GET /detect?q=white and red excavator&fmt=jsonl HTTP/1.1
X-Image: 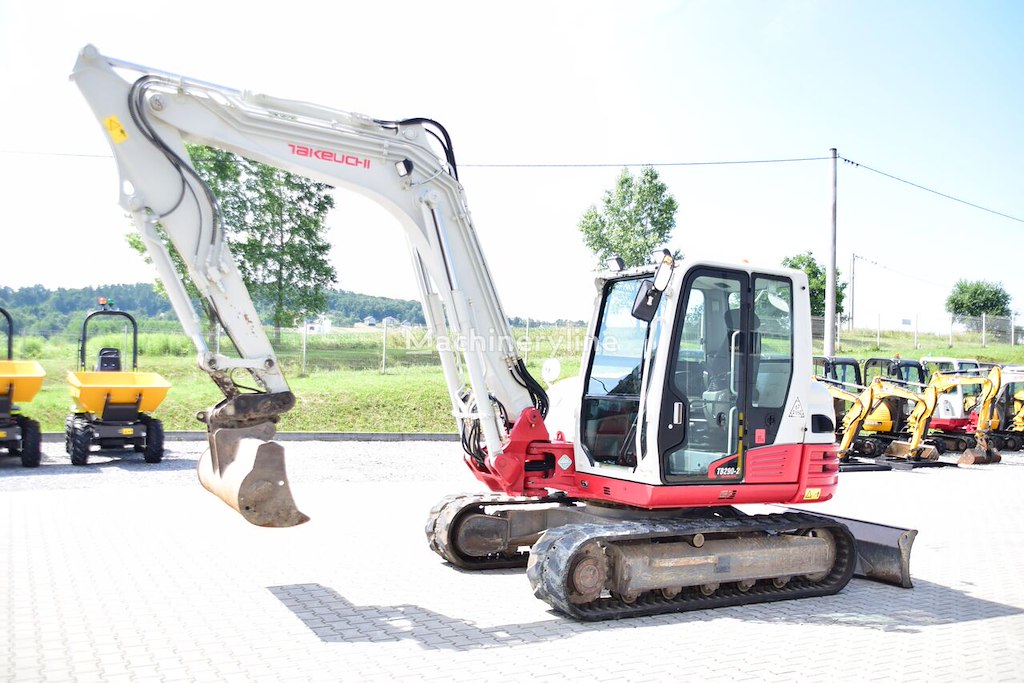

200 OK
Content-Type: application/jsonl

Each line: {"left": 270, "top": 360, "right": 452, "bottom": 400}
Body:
{"left": 72, "top": 45, "right": 914, "bottom": 620}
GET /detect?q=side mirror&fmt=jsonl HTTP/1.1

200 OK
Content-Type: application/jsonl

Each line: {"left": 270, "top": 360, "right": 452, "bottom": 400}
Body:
{"left": 652, "top": 249, "right": 674, "bottom": 292}
{"left": 631, "top": 280, "right": 661, "bottom": 322}
{"left": 632, "top": 250, "right": 675, "bottom": 322}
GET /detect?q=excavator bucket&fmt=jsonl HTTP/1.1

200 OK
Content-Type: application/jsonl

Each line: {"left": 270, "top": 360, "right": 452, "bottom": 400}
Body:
{"left": 780, "top": 508, "right": 917, "bottom": 588}
{"left": 959, "top": 447, "right": 1001, "bottom": 465}
{"left": 197, "top": 424, "right": 309, "bottom": 527}
{"left": 884, "top": 440, "right": 940, "bottom": 461}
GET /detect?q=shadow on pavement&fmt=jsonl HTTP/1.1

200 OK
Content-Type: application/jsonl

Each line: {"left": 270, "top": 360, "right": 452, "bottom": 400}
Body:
{"left": 270, "top": 578, "right": 1023, "bottom": 651}
{"left": 0, "top": 451, "right": 199, "bottom": 475}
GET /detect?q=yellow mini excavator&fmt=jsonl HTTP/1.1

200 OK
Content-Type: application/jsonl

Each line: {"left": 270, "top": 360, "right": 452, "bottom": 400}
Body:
{"left": 817, "top": 376, "right": 941, "bottom": 470}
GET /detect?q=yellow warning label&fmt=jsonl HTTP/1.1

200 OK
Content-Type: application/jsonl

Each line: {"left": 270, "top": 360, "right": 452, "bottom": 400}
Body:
{"left": 120, "top": 428, "right": 134, "bottom": 435}
{"left": 103, "top": 115, "right": 128, "bottom": 144}
{"left": 803, "top": 488, "right": 821, "bottom": 501}
{"left": 0, "top": 430, "right": 6, "bottom": 439}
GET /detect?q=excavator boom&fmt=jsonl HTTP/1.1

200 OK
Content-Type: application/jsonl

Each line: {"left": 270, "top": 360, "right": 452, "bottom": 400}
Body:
{"left": 71, "top": 46, "right": 547, "bottom": 526}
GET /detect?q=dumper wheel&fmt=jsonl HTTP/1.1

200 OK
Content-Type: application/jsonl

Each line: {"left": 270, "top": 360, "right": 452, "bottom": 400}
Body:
{"left": 143, "top": 417, "right": 164, "bottom": 464}
{"left": 70, "top": 421, "right": 91, "bottom": 466}
{"left": 64, "top": 415, "right": 75, "bottom": 454}
{"left": 1003, "top": 435, "right": 1019, "bottom": 452}
{"left": 16, "top": 417, "right": 41, "bottom": 468}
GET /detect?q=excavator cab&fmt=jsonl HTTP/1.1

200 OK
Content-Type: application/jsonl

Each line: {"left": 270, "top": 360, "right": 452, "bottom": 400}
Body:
{"left": 861, "top": 357, "right": 926, "bottom": 433}
{"left": 578, "top": 262, "right": 822, "bottom": 491}
{"left": 922, "top": 357, "right": 982, "bottom": 418}
{"left": 863, "top": 357, "right": 926, "bottom": 386}
{"left": 814, "top": 355, "right": 863, "bottom": 428}
{"left": 814, "top": 355, "right": 862, "bottom": 387}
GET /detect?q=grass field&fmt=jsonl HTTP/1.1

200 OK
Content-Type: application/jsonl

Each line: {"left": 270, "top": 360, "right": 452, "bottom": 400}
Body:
{"left": 8, "top": 323, "right": 1021, "bottom": 433}
{"left": 9, "top": 326, "right": 585, "bottom": 433}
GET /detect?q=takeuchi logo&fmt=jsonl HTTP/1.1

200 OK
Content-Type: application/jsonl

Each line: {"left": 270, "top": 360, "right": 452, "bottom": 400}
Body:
{"left": 288, "top": 143, "right": 370, "bottom": 169}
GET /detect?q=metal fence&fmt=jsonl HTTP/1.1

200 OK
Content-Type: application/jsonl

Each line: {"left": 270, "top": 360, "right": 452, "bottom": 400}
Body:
{"left": 813, "top": 313, "right": 1023, "bottom": 353}
{"left": 9, "top": 320, "right": 587, "bottom": 374}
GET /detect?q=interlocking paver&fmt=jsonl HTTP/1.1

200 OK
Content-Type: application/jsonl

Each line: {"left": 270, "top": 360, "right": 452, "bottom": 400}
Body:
{"left": 4, "top": 441, "right": 1024, "bottom": 681}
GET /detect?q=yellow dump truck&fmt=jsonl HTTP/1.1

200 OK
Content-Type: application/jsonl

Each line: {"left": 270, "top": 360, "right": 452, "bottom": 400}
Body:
{"left": 65, "top": 302, "right": 169, "bottom": 466}
{"left": 0, "top": 307, "right": 45, "bottom": 467}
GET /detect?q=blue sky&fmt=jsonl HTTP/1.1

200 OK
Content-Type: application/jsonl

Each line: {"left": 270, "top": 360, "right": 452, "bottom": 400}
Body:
{"left": 0, "top": 1, "right": 1020, "bottom": 329}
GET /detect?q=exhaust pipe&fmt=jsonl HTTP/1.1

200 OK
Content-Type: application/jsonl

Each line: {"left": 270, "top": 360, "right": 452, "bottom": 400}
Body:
{"left": 197, "top": 422, "right": 309, "bottom": 527}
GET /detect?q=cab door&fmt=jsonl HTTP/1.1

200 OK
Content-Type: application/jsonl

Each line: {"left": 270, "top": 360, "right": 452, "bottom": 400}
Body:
{"left": 658, "top": 270, "right": 795, "bottom": 483}
{"left": 658, "top": 268, "right": 751, "bottom": 482}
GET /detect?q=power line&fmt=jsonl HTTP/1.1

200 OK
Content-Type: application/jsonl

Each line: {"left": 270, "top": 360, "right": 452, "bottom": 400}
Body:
{"left": 461, "top": 156, "right": 831, "bottom": 168}
{"left": 840, "top": 156, "right": 1024, "bottom": 224}
{"left": 0, "top": 149, "right": 110, "bottom": 159}
{"left": 5, "top": 146, "right": 1022, "bottom": 225}
{"left": 852, "top": 253, "right": 941, "bottom": 287}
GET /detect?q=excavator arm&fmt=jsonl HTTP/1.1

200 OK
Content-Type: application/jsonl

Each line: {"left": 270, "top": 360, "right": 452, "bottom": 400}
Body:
{"left": 925, "top": 368, "right": 1002, "bottom": 464}
{"left": 71, "top": 45, "right": 547, "bottom": 526}
{"left": 819, "top": 377, "right": 938, "bottom": 460}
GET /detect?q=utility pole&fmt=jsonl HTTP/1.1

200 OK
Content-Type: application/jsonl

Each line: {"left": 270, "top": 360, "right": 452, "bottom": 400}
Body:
{"left": 825, "top": 148, "right": 838, "bottom": 355}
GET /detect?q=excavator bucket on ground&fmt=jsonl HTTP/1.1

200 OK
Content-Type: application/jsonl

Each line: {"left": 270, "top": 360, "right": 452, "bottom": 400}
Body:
{"left": 197, "top": 424, "right": 308, "bottom": 527}
{"left": 959, "top": 446, "right": 1001, "bottom": 465}
{"left": 779, "top": 507, "right": 917, "bottom": 588}
{"left": 884, "top": 440, "right": 940, "bottom": 461}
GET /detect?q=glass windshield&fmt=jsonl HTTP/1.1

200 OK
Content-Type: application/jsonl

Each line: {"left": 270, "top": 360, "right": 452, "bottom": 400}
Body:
{"left": 587, "top": 279, "right": 651, "bottom": 397}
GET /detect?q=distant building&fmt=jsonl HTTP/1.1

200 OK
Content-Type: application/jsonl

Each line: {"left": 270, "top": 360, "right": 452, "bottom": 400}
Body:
{"left": 362, "top": 316, "right": 378, "bottom": 327}
{"left": 304, "top": 316, "right": 333, "bottom": 335}
{"left": 381, "top": 316, "right": 399, "bottom": 327}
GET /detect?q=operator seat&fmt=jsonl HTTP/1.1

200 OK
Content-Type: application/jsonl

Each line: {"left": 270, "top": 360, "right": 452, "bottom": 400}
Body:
{"left": 95, "top": 347, "right": 121, "bottom": 372}
{"left": 702, "top": 309, "right": 742, "bottom": 449}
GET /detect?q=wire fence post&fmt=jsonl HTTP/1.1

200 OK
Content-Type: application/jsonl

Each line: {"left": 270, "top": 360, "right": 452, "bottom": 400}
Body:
{"left": 949, "top": 314, "right": 953, "bottom": 349}
{"left": 524, "top": 317, "right": 530, "bottom": 363}
{"left": 914, "top": 315, "right": 919, "bottom": 349}
{"left": 1013, "top": 312, "right": 1016, "bottom": 347}
{"left": 876, "top": 313, "right": 881, "bottom": 349}
{"left": 380, "top": 317, "right": 388, "bottom": 374}
{"left": 301, "top": 317, "right": 308, "bottom": 376}
{"left": 982, "top": 313, "right": 987, "bottom": 347}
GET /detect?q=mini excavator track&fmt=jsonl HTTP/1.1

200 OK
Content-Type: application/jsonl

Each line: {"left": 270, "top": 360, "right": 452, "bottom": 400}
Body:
{"left": 425, "top": 493, "right": 538, "bottom": 570}
{"left": 527, "top": 512, "right": 857, "bottom": 621}
{"left": 427, "top": 495, "right": 859, "bottom": 620}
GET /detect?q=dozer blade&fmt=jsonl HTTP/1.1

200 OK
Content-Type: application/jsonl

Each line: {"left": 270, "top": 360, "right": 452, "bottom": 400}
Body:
{"left": 197, "top": 423, "right": 309, "bottom": 527}
{"left": 959, "top": 447, "right": 1001, "bottom": 465}
{"left": 778, "top": 507, "right": 916, "bottom": 588}
{"left": 884, "top": 440, "right": 939, "bottom": 461}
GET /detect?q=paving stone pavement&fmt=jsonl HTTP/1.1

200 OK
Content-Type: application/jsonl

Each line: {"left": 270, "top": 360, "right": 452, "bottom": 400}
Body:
{"left": 2, "top": 441, "right": 1024, "bottom": 682}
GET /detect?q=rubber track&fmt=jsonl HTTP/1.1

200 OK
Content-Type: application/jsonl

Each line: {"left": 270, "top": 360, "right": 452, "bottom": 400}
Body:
{"left": 425, "top": 493, "right": 544, "bottom": 570}
{"left": 526, "top": 512, "right": 857, "bottom": 621}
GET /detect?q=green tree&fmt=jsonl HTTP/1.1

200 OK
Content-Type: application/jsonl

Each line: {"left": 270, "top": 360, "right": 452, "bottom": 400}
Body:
{"left": 127, "top": 144, "right": 337, "bottom": 343}
{"left": 237, "top": 161, "right": 336, "bottom": 342}
{"left": 781, "top": 251, "right": 846, "bottom": 317}
{"left": 578, "top": 166, "right": 678, "bottom": 268}
{"left": 945, "top": 280, "right": 1011, "bottom": 318}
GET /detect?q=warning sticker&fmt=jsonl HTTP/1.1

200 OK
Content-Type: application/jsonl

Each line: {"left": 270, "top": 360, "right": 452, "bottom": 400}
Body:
{"left": 103, "top": 115, "right": 128, "bottom": 144}
{"left": 788, "top": 397, "right": 805, "bottom": 419}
